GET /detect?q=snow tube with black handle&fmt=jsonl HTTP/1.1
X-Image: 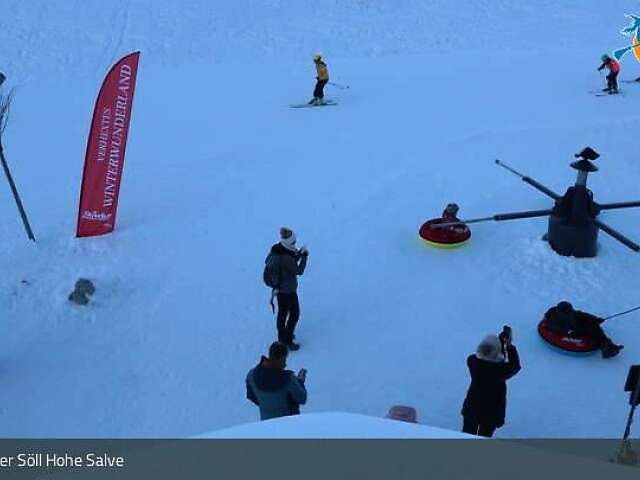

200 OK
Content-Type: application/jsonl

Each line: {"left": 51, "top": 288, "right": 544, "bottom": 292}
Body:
{"left": 419, "top": 218, "right": 471, "bottom": 249}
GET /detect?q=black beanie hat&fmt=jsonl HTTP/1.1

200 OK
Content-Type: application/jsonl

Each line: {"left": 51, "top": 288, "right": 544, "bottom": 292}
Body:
{"left": 557, "top": 301, "right": 573, "bottom": 313}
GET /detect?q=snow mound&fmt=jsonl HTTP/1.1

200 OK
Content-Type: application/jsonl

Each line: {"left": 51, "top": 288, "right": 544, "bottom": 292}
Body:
{"left": 200, "top": 412, "right": 471, "bottom": 439}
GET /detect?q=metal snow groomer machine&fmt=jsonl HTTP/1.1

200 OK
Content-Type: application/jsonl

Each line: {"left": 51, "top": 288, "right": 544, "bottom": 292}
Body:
{"left": 420, "top": 147, "right": 640, "bottom": 257}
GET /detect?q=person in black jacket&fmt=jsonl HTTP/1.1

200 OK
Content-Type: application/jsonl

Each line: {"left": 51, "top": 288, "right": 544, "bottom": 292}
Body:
{"left": 544, "top": 301, "right": 623, "bottom": 358}
{"left": 461, "top": 332, "right": 521, "bottom": 438}
{"left": 269, "top": 228, "right": 308, "bottom": 351}
{"left": 246, "top": 342, "right": 308, "bottom": 421}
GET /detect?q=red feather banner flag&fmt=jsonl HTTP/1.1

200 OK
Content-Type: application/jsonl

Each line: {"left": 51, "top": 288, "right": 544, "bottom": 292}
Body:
{"left": 77, "top": 51, "right": 140, "bottom": 237}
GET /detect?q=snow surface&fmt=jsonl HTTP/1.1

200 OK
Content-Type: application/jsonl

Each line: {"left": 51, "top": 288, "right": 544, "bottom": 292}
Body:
{"left": 0, "top": 1, "right": 639, "bottom": 438}
{"left": 201, "top": 412, "right": 471, "bottom": 439}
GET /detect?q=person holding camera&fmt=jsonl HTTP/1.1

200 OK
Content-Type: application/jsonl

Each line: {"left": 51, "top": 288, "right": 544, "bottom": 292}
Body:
{"left": 267, "top": 227, "right": 308, "bottom": 351}
{"left": 461, "top": 327, "right": 521, "bottom": 438}
{"left": 246, "top": 342, "right": 307, "bottom": 421}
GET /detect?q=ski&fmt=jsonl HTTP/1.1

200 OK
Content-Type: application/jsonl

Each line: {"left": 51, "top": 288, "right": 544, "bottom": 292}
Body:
{"left": 589, "top": 90, "right": 625, "bottom": 97}
{"left": 621, "top": 79, "right": 640, "bottom": 84}
{"left": 290, "top": 100, "right": 338, "bottom": 109}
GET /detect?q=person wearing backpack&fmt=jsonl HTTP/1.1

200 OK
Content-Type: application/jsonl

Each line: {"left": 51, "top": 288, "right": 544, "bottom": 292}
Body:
{"left": 264, "top": 227, "right": 308, "bottom": 351}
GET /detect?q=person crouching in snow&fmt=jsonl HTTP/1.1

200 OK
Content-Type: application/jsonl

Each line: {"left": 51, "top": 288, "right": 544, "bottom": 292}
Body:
{"left": 598, "top": 54, "right": 621, "bottom": 94}
{"left": 461, "top": 332, "right": 521, "bottom": 438}
{"left": 309, "top": 54, "right": 329, "bottom": 105}
{"left": 544, "top": 301, "right": 623, "bottom": 358}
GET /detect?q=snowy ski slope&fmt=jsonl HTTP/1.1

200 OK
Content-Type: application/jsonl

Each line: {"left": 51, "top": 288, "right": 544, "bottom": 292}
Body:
{"left": 0, "top": 1, "right": 639, "bottom": 437}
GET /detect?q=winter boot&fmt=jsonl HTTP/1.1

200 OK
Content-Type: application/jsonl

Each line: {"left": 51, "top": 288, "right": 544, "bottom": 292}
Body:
{"left": 316, "top": 97, "right": 325, "bottom": 105}
{"left": 308, "top": 97, "right": 319, "bottom": 105}
{"left": 602, "top": 87, "right": 612, "bottom": 92}
{"left": 601, "top": 341, "right": 624, "bottom": 359}
{"left": 287, "top": 341, "right": 300, "bottom": 351}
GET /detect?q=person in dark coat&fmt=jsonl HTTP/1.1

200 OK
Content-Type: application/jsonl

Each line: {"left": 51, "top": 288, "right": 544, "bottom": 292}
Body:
{"left": 246, "top": 342, "right": 307, "bottom": 421}
{"left": 544, "top": 301, "right": 623, "bottom": 358}
{"left": 270, "top": 227, "right": 308, "bottom": 351}
{"left": 461, "top": 333, "right": 521, "bottom": 438}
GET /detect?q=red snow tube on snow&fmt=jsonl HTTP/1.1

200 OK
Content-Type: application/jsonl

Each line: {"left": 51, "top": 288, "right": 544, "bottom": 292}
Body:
{"left": 386, "top": 405, "right": 418, "bottom": 424}
{"left": 419, "top": 218, "right": 471, "bottom": 248}
{"left": 537, "top": 318, "right": 598, "bottom": 354}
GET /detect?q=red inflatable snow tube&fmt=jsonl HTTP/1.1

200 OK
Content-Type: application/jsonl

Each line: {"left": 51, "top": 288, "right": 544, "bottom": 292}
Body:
{"left": 537, "top": 318, "right": 598, "bottom": 354}
{"left": 419, "top": 218, "right": 471, "bottom": 248}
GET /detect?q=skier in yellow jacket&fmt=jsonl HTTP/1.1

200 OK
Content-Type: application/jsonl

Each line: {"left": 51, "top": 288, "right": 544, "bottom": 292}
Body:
{"left": 309, "top": 54, "right": 329, "bottom": 105}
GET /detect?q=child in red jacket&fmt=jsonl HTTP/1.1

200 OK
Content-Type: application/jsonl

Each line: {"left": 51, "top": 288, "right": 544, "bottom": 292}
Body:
{"left": 598, "top": 54, "right": 621, "bottom": 94}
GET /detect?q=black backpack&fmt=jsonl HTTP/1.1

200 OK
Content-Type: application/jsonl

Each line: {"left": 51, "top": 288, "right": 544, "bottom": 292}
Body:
{"left": 263, "top": 252, "right": 282, "bottom": 289}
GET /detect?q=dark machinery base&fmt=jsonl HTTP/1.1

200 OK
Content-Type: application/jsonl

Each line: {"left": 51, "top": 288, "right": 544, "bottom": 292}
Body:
{"left": 547, "top": 214, "right": 599, "bottom": 258}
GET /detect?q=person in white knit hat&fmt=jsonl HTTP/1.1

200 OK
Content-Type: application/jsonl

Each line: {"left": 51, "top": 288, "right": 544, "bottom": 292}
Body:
{"left": 265, "top": 227, "right": 308, "bottom": 351}
{"left": 461, "top": 332, "right": 521, "bottom": 437}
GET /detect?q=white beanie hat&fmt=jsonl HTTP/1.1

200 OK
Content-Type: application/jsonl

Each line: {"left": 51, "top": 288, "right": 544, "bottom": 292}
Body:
{"left": 279, "top": 227, "right": 297, "bottom": 251}
{"left": 476, "top": 335, "right": 505, "bottom": 363}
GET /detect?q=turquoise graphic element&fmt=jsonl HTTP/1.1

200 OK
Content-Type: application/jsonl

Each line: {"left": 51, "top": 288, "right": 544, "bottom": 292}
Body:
{"left": 614, "top": 14, "right": 640, "bottom": 61}
{"left": 620, "top": 14, "right": 640, "bottom": 36}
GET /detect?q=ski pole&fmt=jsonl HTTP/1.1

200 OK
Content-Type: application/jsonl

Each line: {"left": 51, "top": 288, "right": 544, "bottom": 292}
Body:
{"left": 603, "top": 306, "right": 640, "bottom": 321}
{"left": 328, "top": 81, "right": 349, "bottom": 90}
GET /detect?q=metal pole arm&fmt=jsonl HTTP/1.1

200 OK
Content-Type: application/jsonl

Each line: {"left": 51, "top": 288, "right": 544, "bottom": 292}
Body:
{"left": 495, "top": 159, "right": 561, "bottom": 200}
{"left": 431, "top": 209, "right": 553, "bottom": 229}
{"left": 597, "top": 201, "right": 640, "bottom": 211}
{"left": 428, "top": 216, "right": 494, "bottom": 229}
{"left": 603, "top": 306, "right": 640, "bottom": 321}
{"left": 593, "top": 219, "right": 640, "bottom": 252}
{"left": 493, "top": 209, "right": 554, "bottom": 221}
